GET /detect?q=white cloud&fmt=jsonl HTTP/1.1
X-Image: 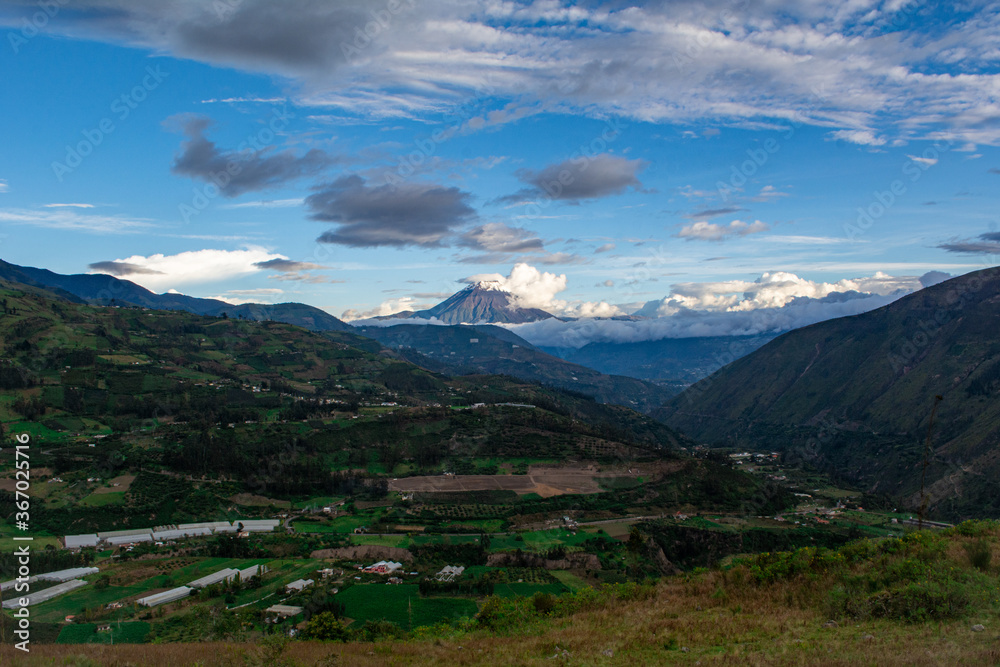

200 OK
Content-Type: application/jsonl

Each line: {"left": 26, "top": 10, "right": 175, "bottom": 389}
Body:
{"left": 677, "top": 220, "right": 770, "bottom": 242}
{"left": 463, "top": 262, "right": 620, "bottom": 317}
{"left": 751, "top": 185, "right": 789, "bottom": 202}
{"left": 87, "top": 247, "right": 283, "bottom": 292}
{"left": 508, "top": 291, "right": 907, "bottom": 348}
{"left": 503, "top": 270, "right": 931, "bottom": 347}
{"left": 563, "top": 301, "right": 622, "bottom": 318}
{"left": 43, "top": 203, "right": 96, "bottom": 208}
{"left": 25, "top": 1, "right": 1000, "bottom": 144}
{"left": 829, "top": 129, "right": 886, "bottom": 146}
{"left": 759, "top": 235, "right": 854, "bottom": 245}
{"left": 341, "top": 296, "right": 434, "bottom": 321}
{"left": 0, "top": 179, "right": 8, "bottom": 193}
{"left": 465, "top": 263, "right": 567, "bottom": 311}
{"left": 0, "top": 208, "right": 153, "bottom": 234}
{"left": 906, "top": 154, "right": 938, "bottom": 166}
{"left": 199, "top": 97, "right": 286, "bottom": 104}
{"left": 226, "top": 288, "right": 284, "bottom": 296}
{"left": 206, "top": 288, "right": 285, "bottom": 305}
{"left": 635, "top": 271, "right": 918, "bottom": 316}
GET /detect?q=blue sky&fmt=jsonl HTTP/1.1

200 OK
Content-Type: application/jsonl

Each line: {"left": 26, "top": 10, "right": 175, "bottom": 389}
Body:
{"left": 0, "top": 0, "right": 998, "bottom": 341}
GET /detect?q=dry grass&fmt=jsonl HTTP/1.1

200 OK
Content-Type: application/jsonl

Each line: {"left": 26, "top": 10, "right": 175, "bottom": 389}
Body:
{"left": 5, "top": 526, "right": 999, "bottom": 666}
{"left": 4, "top": 571, "right": 997, "bottom": 666}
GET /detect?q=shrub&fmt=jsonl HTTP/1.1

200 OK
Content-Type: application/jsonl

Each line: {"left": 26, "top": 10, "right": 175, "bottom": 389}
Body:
{"left": 532, "top": 592, "right": 557, "bottom": 615}
{"left": 853, "top": 580, "right": 972, "bottom": 622}
{"left": 475, "top": 595, "right": 507, "bottom": 629}
{"left": 303, "top": 612, "right": 350, "bottom": 641}
{"left": 357, "top": 619, "right": 405, "bottom": 642}
{"left": 950, "top": 520, "right": 994, "bottom": 537}
{"left": 964, "top": 539, "right": 992, "bottom": 572}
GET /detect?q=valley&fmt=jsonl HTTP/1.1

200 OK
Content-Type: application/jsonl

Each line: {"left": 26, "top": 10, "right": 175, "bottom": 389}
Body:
{"left": 2, "top": 269, "right": 999, "bottom": 660}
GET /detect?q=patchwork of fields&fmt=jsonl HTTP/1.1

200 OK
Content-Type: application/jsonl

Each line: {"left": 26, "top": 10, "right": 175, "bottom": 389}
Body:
{"left": 388, "top": 465, "right": 636, "bottom": 497}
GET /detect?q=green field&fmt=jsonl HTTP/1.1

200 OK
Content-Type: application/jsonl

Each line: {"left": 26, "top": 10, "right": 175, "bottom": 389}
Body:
{"left": 521, "top": 529, "right": 592, "bottom": 551}
{"left": 441, "top": 520, "right": 505, "bottom": 532}
{"left": 291, "top": 497, "right": 341, "bottom": 510}
{"left": 31, "top": 584, "right": 150, "bottom": 624}
{"left": 351, "top": 534, "right": 410, "bottom": 548}
{"left": 550, "top": 570, "right": 588, "bottom": 591}
{"left": 0, "top": 530, "right": 62, "bottom": 552}
{"left": 336, "top": 585, "right": 477, "bottom": 628}
{"left": 492, "top": 582, "right": 567, "bottom": 598}
{"left": 56, "top": 622, "right": 151, "bottom": 645}
{"left": 228, "top": 559, "right": 324, "bottom": 608}
{"left": 293, "top": 514, "right": 373, "bottom": 533}
{"left": 410, "top": 534, "right": 481, "bottom": 546}
{"left": 79, "top": 491, "right": 126, "bottom": 507}
{"left": 485, "top": 528, "right": 592, "bottom": 553}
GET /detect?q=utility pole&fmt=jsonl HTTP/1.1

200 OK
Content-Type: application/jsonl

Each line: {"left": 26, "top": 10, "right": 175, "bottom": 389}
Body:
{"left": 918, "top": 395, "right": 944, "bottom": 530}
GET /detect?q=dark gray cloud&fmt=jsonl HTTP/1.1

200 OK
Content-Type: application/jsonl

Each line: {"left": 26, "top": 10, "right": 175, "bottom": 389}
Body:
{"left": 988, "top": 168, "right": 1000, "bottom": 174}
{"left": 309, "top": 175, "right": 476, "bottom": 248}
{"left": 919, "top": 271, "right": 952, "bottom": 288}
{"left": 453, "top": 223, "right": 586, "bottom": 265}
{"left": 938, "top": 232, "right": 1000, "bottom": 254}
{"left": 174, "top": 2, "right": 370, "bottom": 74}
{"left": 457, "top": 223, "right": 544, "bottom": 254}
{"left": 171, "top": 115, "right": 332, "bottom": 197}
{"left": 253, "top": 259, "right": 328, "bottom": 272}
{"left": 685, "top": 207, "right": 744, "bottom": 219}
{"left": 37, "top": 2, "right": 378, "bottom": 77}
{"left": 88, "top": 261, "right": 163, "bottom": 276}
{"left": 938, "top": 241, "right": 1000, "bottom": 254}
{"left": 499, "top": 154, "right": 648, "bottom": 203}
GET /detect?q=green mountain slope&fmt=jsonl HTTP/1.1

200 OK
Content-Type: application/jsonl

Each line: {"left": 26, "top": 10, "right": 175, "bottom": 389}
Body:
{"left": 0, "top": 259, "right": 352, "bottom": 332}
{"left": 0, "top": 281, "right": 705, "bottom": 534}
{"left": 658, "top": 266, "right": 1000, "bottom": 519}
{"left": 353, "top": 323, "right": 679, "bottom": 413}
{"left": 540, "top": 333, "right": 777, "bottom": 385}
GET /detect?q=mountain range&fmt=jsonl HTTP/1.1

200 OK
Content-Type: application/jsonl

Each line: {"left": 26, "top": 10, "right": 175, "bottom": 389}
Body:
{"left": 0, "top": 259, "right": 781, "bottom": 388}
{"left": 659, "top": 266, "right": 1000, "bottom": 519}
{"left": 0, "top": 259, "right": 673, "bottom": 412}
{"left": 0, "top": 259, "right": 352, "bottom": 332}
{"left": 5, "top": 256, "right": 1000, "bottom": 518}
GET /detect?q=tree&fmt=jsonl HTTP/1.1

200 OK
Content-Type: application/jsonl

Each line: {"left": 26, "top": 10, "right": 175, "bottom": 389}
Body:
{"left": 627, "top": 526, "right": 645, "bottom": 554}
{"left": 302, "top": 611, "right": 349, "bottom": 641}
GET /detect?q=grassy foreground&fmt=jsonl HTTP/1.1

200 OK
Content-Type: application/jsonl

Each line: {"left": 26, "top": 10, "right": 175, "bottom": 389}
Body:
{"left": 4, "top": 522, "right": 999, "bottom": 666}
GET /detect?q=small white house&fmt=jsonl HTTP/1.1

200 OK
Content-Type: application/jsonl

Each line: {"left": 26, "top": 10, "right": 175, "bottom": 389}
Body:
{"left": 285, "top": 578, "right": 314, "bottom": 592}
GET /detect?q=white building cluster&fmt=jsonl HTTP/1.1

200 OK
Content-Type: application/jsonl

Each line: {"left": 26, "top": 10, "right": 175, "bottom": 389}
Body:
{"left": 63, "top": 519, "right": 280, "bottom": 549}
{"left": 0, "top": 567, "right": 102, "bottom": 609}
{"left": 137, "top": 564, "right": 266, "bottom": 607}
{"left": 435, "top": 565, "right": 465, "bottom": 582}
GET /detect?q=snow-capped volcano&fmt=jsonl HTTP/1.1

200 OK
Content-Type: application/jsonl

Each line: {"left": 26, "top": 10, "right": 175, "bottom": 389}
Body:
{"left": 469, "top": 280, "right": 507, "bottom": 292}
{"left": 388, "top": 281, "right": 557, "bottom": 324}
